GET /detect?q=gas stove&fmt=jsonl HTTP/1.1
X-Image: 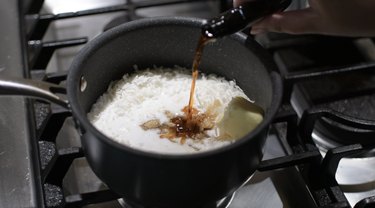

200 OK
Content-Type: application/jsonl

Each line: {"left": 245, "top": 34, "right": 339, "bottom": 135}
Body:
{"left": 1, "top": 0, "right": 375, "bottom": 207}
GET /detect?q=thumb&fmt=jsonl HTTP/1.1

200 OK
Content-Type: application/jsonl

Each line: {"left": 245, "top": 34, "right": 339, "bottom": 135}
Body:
{"left": 251, "top": 8, "right": 319, "bottom": 35}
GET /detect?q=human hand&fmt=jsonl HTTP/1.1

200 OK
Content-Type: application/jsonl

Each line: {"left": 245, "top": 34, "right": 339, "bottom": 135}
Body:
{"left": 233, "top": 0, "right": 375, "bottom": 37}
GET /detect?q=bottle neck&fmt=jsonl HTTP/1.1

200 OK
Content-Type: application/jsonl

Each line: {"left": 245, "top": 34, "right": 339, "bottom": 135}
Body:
{"left": 202, "top": 0, "right": 291, "bottom": 38}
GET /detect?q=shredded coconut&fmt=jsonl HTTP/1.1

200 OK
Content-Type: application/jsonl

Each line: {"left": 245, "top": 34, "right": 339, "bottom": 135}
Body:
{"left": 88, "top": 67, "right": 251, "bottom": 154}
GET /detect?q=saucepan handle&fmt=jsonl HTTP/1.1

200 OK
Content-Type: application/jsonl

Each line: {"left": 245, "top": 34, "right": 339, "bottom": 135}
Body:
{"left": 0, "top": 77, "right": 69, "bottom": 108}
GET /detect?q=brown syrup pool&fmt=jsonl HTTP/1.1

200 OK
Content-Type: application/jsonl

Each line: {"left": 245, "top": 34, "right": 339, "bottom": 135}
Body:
{"left": 141, "top": 34, "right": 214, "bottom": 143}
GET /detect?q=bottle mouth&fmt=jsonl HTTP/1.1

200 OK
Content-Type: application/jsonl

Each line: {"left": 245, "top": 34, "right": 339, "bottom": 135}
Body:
{"left": 201, "top": 23, "right": 217, "bottom": 38}
{"left": 203, "top": 29, "right": 214, "bottom": 38}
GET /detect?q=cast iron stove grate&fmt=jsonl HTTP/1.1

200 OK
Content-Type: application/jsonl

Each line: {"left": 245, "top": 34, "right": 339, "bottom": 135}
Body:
{"left": 34, "top": 86, "right": 375, "bottom": 208}
{"left": 20, "top": 0, "right": 375, "bottom": 207}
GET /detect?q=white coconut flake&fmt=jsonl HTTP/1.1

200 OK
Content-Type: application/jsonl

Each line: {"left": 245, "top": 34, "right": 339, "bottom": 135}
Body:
{"left": 87, "top": 67, "right": 251, "bottom": 154}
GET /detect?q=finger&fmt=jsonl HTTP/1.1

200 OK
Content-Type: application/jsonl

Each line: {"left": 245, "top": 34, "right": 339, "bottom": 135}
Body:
{"left": 251, "top": 8, "right": 319, "bottom": 35}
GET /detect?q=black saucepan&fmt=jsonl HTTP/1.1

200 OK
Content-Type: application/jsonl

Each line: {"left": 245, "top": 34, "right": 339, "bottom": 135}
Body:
{"left": 0, "top": 17, "right": 282, "bottom": 208}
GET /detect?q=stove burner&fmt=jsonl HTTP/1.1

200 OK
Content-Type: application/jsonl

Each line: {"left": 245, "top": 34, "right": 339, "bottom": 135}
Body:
{"left": 296, "top": 105, "right": 375, "bottom": 157}
{"left": 313, "top": 118, "right": 375, "bottom": 156}
{"left": 272, "top": 36, "right": 375, "bottom": 155}
{"left": 312, "top": 95, "right": 375, "bottom": 155}
{"left": 118, "top": 193, "right": 235, "bottom": 208}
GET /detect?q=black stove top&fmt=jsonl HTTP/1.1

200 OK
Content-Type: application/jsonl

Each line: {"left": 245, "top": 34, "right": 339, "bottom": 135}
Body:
{"left": 1, "top": 0, "right": 375, "bottom": 207}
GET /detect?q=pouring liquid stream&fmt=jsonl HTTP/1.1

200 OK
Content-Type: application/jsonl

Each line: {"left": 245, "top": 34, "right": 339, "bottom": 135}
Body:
{"left": 161, "top": 35, "right": 213, "bottom": 142}
{"left": 140, "top": 34, "right": 264, "bottom": 143}
{"left": 141, "top": 35, "right": 215, "bottom": 143}
{"left": 187, "top": 35, "right": 211, "bottom": 120}
{"left": 184, "top": 35, "right": 264, "bottom": 141}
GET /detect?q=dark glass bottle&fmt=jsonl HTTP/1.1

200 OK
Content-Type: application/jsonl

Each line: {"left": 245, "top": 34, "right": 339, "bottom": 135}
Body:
{"left": 202, "top": 0, "right": 292, "bottom": 38}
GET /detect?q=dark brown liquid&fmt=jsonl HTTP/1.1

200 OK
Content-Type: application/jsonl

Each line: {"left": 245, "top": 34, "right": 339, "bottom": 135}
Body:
{"left": 165, "top": 107, "right": 201, "bottom": 144}
{"left": 160, "top": 35, "right": 213, "bottom": 142}
{"left": 141, "top": 35, "right": 214, "bottom": 142}
{"left": 187, "top": 35, "right": 211, "bottom": 120}
{"left": 160, "top": 106, "right": 215, "bottom": 144}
